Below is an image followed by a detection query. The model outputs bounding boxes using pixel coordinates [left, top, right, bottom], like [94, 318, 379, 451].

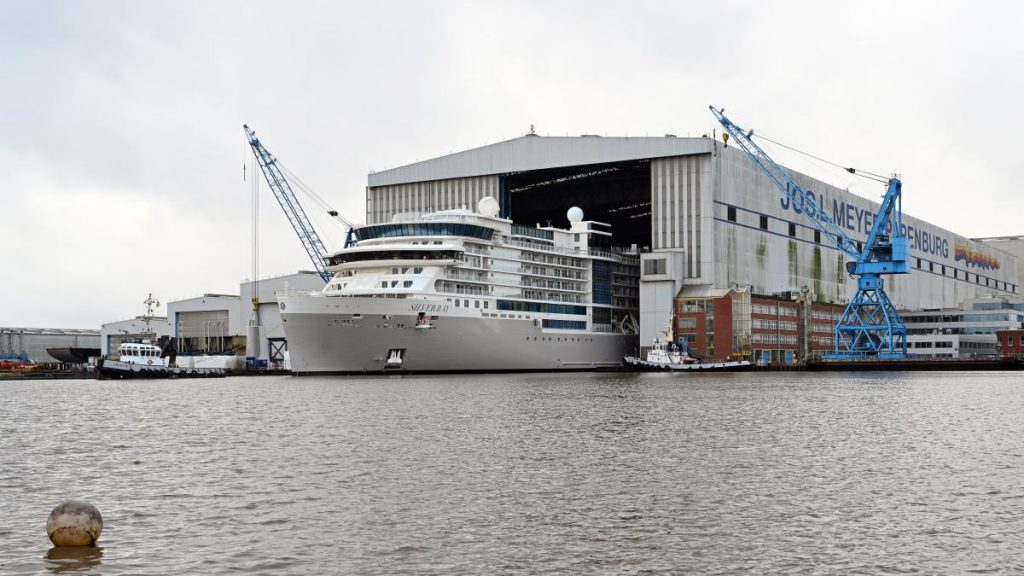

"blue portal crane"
[710, 106, 910, 360]
[244, 124, 348, 284]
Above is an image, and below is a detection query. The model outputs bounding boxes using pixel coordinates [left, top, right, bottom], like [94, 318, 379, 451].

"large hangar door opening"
[503, 160, 652, 248]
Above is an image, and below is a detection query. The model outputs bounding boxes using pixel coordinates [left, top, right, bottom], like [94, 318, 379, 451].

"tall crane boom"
[244, 125, 332, 283]
[710, 106, 910, 360]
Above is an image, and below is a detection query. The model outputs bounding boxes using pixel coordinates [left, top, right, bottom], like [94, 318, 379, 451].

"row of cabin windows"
[381, 280, 415, 288]
[450, 298, 490, 310]
[125, 348, 159, 357]
[354, 223, 493, 242]
[526, 336, 595, 342]
[541, 319, 587, 330]
[328, 250, 460, 266]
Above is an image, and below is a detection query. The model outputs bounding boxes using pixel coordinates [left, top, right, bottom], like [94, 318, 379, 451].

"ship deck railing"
[502, 238, 639, 262]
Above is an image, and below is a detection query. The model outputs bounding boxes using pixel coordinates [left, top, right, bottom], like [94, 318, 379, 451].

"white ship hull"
[280, 294, 639, 374]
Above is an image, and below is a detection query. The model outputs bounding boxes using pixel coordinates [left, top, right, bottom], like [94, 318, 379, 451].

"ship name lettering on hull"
[410, 303, 449, 313]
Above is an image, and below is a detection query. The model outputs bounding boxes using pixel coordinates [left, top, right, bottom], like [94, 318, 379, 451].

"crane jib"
[244, 124, 333, 284]
[709, 105, 910, 360]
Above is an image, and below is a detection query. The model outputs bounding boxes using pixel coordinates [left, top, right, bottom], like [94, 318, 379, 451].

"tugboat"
[623, 327, 752, 372]
[96, 340, 226, 379]
[96, 294, 226, 380]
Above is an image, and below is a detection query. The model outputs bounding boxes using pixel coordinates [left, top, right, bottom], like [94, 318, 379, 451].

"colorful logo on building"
[954, 243, 1001, 270]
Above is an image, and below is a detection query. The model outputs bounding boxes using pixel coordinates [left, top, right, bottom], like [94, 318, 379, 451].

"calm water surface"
[2, 371, 1024, 574]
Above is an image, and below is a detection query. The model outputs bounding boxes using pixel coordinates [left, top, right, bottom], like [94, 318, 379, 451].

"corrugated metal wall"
[362, 139, 1019, 313]
[366, 175, 500, 224]
[711, 145, 1019, 309]
[650, 156, 707, 279]
[176, 310, 230, 339]
[367, 136, 713, 188]
[0, 330, 100, 363]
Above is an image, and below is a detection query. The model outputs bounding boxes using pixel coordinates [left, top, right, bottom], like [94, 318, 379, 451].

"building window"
[759, 215, 768, 230]
[788, 223, 796, 237]
[814, 230, 821, 244]
[929, 262, 934, 273]
[644, 258, 667, 275]
[916, 258, 922, 269]
[727, 206, 736, 222]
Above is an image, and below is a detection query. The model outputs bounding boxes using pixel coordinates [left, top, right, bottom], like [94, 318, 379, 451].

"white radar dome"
[477, 196, 500, 217]
[567, 206, 584, 223]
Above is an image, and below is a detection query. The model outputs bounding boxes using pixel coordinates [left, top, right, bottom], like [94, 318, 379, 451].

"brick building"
[673, 287, 845, 365]
[997, 329, 1024, 359]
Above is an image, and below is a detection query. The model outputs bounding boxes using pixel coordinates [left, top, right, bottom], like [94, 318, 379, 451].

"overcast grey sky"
[2, 0, 1022, 328]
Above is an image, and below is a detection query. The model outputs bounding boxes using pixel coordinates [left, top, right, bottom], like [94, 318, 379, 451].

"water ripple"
[2, 372, 1024, 574]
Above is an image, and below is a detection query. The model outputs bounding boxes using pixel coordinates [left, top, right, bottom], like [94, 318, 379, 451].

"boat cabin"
[118, 341, 168, 367]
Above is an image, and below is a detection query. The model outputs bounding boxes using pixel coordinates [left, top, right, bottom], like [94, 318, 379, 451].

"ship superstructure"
[278, 197, 639, 373]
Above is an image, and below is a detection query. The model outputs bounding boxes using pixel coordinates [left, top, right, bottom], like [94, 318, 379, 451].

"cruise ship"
[278, 197, 640, 373]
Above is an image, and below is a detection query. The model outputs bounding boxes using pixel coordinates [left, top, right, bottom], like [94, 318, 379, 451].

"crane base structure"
[711, 106, 909, 361]
[825, 275, 907, 360]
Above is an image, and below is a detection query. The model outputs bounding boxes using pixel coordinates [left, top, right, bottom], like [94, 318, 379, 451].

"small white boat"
[96, 295, 226, 380]
[97, 340, 226, 379]
[624, 330, 752, 372]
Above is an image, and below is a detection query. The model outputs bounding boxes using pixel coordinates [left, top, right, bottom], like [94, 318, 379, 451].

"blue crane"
[244, 124, 341, 284]
[710, 106, 910, 360]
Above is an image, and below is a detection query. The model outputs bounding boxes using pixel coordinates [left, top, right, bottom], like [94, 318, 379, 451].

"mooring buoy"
[46, 500, 103, 546]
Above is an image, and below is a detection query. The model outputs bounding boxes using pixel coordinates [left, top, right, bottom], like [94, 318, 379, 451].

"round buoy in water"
[46, 500, 103, 546]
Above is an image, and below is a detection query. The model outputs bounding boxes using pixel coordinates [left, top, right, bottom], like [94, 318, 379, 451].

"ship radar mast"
[141, 293, 161, 340]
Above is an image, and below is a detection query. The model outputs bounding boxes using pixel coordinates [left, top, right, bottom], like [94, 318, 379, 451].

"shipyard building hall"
[366, 134, 1018, 363]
